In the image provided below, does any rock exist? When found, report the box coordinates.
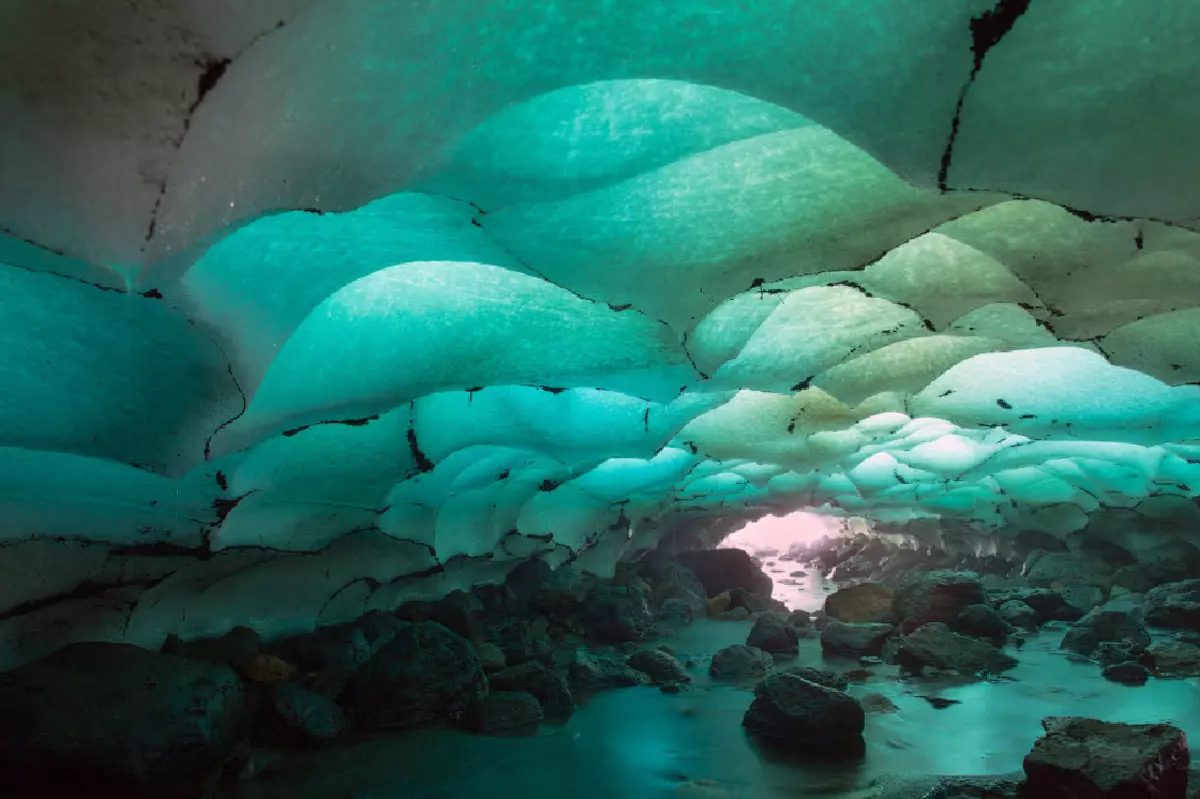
[999,600,1040,631]
[568,650,650,690]
[627,648,690,685]
[268,682,348,744]
[892,570,985,632]
[843,668,874,683]
[581,584,653,642]
[641,560,708,613]
[780,666,849,692]
[536,566,592,622]
[1025,551,1114,590]
[1101,590,1144,617]
[1140,541,1200,584]
[343,621,487,729]
[657,597,696,626]
[707,590,733,616]
[1144,580,1200,631]
[489,618,554,667]
[428,589,486,639]
[490,661,575,718]
[953,603,1014,643]
[1022,717,1189,798]
[790,571,808,578]
[1112,565,1158,594]
[747,612,800,655]
[1061,583,1108,615]
[677,548,773,598]
[718,606,751,621]
[709,645,774,680]
[242,653,298,683]
[0,642,248,798]
[1060,609,1151,657]
[789,609,813,628]
[860,693,899,714]
[1103,661,1151,686]
[742,673,865,754]
[1009,588,1085,623]
[475,641,508,673]
[825,583,895,623]
[168,625,261,672]
[895,624,1018,676]
[1093,641,1147,668]
[729,587,788,615]
[1147,641,1200,677]
[467,691,544,733]
[820,620,895,658]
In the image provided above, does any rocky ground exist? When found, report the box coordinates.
[2,533,1200,798]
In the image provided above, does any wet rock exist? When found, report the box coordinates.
[281,623,371,681]
[581,584,653,642]
[820,620,895,658]
[1141,541,1200,585]
[568,650,649,690]
[892,570,985,632]
[789,609,813,628]
[243,653,298,683]
[1060,609,1151,658]
[707,590,733,616]
[467,691,544,733]
[1103,661,1151,686]
[1100,590,1144,617]
[641,559,708,613]
[825,582,895,623]
[1061,583,1108,615]
[627,648,690,685]
[790,571,808,578]
[747,612,801,655]
[428,589,486,640]
[344,621,487,729]
[866,773,1022,798]
[953,603,1014,643]
[490,619,554,667]
[536,566,592,622]
[1093,640,1148,668]
[0,642,248,798]
[1112,565,1158,594]
[729,587,788,615]
[1009,588,1085,623]
[474,641,507,673]
[1025,551,1114,591]
[1144,580,1200,631]
[860,693,898,714]
[1147,641,1200,678]
[718,606,751,621]
[999,600,1040,631]
[1022,717,1189,798]
[490,661,575,718]
[710,645,774,680]
[742,672,865,754]
[657,597,696,626]
[780,665,849,691]
[895,623,1018,676]
[267,682,348,744]
[677,549,773,598]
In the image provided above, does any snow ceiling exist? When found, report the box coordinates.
[2,0,1200,664]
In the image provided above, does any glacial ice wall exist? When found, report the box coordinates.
[2,0,1200,667]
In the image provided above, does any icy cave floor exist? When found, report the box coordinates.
[225,573,1199,799]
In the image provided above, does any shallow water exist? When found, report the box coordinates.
[229,595,1200,799]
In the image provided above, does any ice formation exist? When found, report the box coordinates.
[2,0,1200,668]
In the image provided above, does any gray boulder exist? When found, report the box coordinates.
[999,600,1039,631]
[268,681,348,744]
[747,612,800,654]
[0,642,249,798]
[892,570,984,632]
[1008,588,1085,623]
[344,621,487,729]
[1144,580,1200,631]
[1060,609,1151,658]
[677,548,773,597]
[895,623,1018,676]
[489,661,574,718]
[1022,717,1189,798]
[1103,661,1151,686]
[568,650,649,691]
[1147,641,1200,678]
[780,665,849,692]
[952,603,1014,643]
[1025,551,1114,590]
[467,691,544,733]
[742,673,865,754]
[820,619,895,657]
[824,582,894,623]
[709,645,773,681]
[627,648,690,685]
[581,584,653,642]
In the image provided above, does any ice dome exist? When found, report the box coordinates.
[4,4,1200,796]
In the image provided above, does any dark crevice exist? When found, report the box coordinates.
[0,574,175,622]
[407,423,435,472]
[938,0,1035,191]
[280,414,379,437]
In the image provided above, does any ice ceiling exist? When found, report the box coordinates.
[3,0,1200,665]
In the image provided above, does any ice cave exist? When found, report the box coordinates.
[5,1,1200,797]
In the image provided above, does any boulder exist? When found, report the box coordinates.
[267,682,348,744]
[627,648,690,685]
[343,621,488,729]
[742,673,865,754]
[467,691,544,733]
[489,661,575,718]
[1025,551,1114,590]
[474,641,508,673]
[166,625,260,672]
[746,612,800,655]
[860,693,899,714]
[677,548,773,597]
[779,666,849,692]
[0,642,248,798]
[1022,717,1189,798]
[1009,588,1085,623]
[490,618,554,667]
[1140,541,1200,584]
[568,651,650,691]
[824,583,894,623]
[892,570,985,632]
[581,584,653,642]
[1061,583,1108,614]
[1060,609,1151,658]
[657,597,696,626]
[1144,580,1200,631]
[895,624,1018,676]
[709,645,774,681]
[729,587,788,615]
[1147,641,1200,678]
[999,600,1040,631]
[428,589,486,640]
[953,603,1014,643]
[820,620,895,658]
[640,559,708,614]
[1102,661,1151,686]
[1093,641,1148,668]
[1112,565,1158,594]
